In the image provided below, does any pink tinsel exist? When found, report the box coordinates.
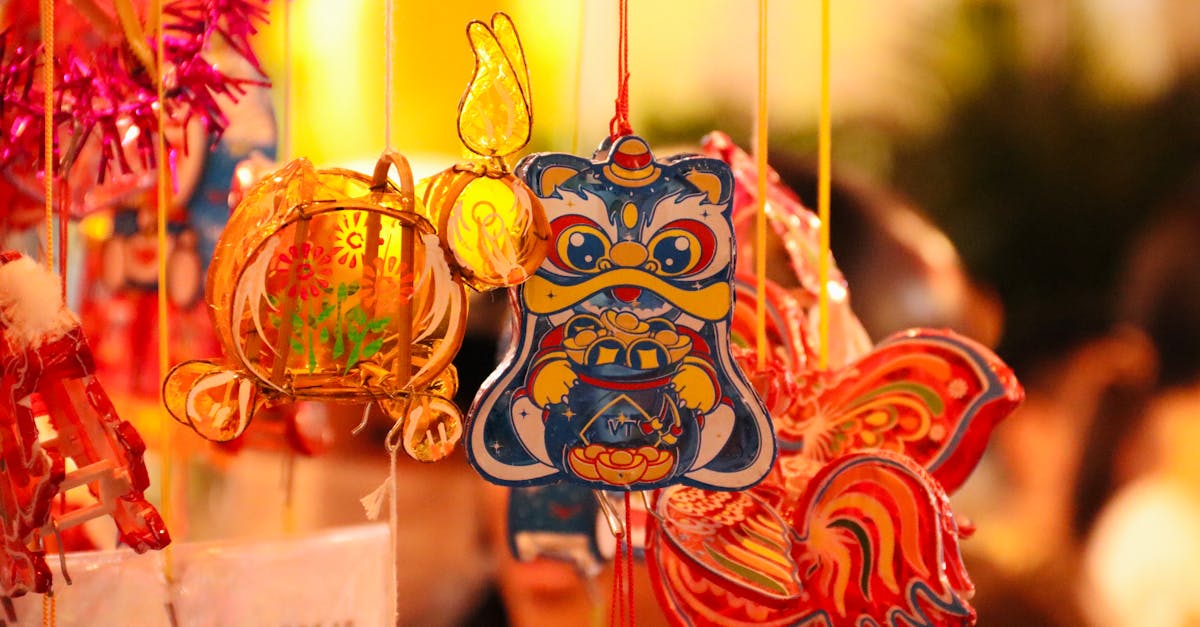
[0,0,270,187]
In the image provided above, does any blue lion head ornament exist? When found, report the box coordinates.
[468,135,774,491]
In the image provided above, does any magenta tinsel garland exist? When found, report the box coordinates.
[0,0,270,185]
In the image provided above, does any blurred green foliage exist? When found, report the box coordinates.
[891,1,1200,376]
[644,1,1200,377]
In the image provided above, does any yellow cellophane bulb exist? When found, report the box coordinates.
[419,166,550,291]
[457,13,532,159]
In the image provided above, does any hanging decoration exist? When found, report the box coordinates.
[506,483,608,579]
[467,134,775,491]
[473,13,775,624]
[161,153,468,462]
[650,451,976,627]
[161,12,547,462]
[648,327,1021,625]
[418,12,550,292]
[82,80,279,449]
[0,251,170,598]
[644,136,1024,626]
[0,0,270,207]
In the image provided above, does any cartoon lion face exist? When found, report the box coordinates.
[469,135,774,491]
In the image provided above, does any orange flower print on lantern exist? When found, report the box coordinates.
[567,444,674,486]
[161,13,549,465]
[333,211,369,268]
[275,242,332,301]
[361,256,415,312]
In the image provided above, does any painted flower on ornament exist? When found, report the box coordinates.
[276,243,333,301]
[333,212,370,268]
[361,256,414,311]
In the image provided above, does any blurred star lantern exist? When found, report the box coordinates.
[418,12,551,291]
[162,151,533,462]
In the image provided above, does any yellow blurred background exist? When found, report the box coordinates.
[259,0,1200,174]
[257,0,968,167]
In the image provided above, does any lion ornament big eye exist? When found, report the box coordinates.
[648,220,715,276]
[554,220,612,273]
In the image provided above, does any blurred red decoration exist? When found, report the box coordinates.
[0,0,269,215]
[0,251,169,597]
[646,136,1024,626]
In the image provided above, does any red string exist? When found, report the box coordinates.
[624,491,635,627]
[610,522,624,627]
[608,492,639,627]
[608,0,633,139]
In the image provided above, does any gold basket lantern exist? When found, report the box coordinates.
[164,152,469,462]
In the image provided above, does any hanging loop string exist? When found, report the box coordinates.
[279,0,296,536]
[608,0,632,139]
[817,0,832,369]
[384,0,395,149]
[41,0,55,272]
[281,0,292,160]
[39,8,58,624]
[152,0,176,592]
[571,0,586,154]
[609,510,624,627]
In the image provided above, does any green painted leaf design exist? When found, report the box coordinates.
[313,302,335,324]
[361,338,383,360]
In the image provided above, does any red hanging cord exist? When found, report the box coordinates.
[608,0,633,139]
[624,491,635,627]
[608,492,639,627]
[610,519,624,627]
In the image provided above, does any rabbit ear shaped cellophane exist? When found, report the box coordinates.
[457,12,532,160]
[419,12,551,292]
[163,152,469,462]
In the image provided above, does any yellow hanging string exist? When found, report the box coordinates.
[383,0,394,149]
[382,2,399,620]
[281,0,292,160]
[41,0,54,272]
[41,593,54,627]
[40,7,58,623]
[570,0,585,155]
[753,0,768,370]
[279,0,297,535]
[817,0,832,370]
[153,0,175,586]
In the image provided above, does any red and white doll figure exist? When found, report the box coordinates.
[0,251,169,598]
